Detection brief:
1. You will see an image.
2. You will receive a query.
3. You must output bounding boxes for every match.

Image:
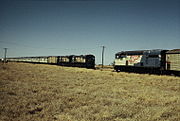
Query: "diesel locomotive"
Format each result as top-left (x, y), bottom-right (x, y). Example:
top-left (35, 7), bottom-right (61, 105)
top-left (114, 49), bottom-right (180, 76)
top-left (6, 54), bottom-right (95, 69)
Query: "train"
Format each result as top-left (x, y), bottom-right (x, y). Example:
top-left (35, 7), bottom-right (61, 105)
top-left (6, 54), bottom-right (95, 69)
top-left (3, 49), bottom-right (180, 76)
top-left (114, 49), bottom-right (180, 76)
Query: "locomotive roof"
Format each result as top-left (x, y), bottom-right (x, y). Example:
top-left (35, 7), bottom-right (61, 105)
top-left (166, 49), bottom-right (180, 54)
top-left (116, 50), bottom-right (145, 55)
top-left (116, 49), bottom-right (165, 55)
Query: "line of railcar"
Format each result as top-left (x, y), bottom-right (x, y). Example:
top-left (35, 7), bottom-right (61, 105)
top-left (6, 55), bottom-right (95, 69)
top-left (114, 49), bottom-right (180, 76)
top-left (4, 49), bottom-right (180, 76)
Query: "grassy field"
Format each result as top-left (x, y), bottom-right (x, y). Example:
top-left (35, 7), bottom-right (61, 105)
top-left (0, 62), bottom-right (180, 121)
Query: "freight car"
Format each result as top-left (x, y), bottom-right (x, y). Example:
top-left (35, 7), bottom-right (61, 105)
top-left (7, 56), bottom-right (49, 64)
top-left (166, 49), bottom-right (180, 76)
top-left (114, 49), bottom-right (180, 76)
top-left (58, 55), bottom-right (95, 69)
top-left (7, 55), bottom-right (95, 69)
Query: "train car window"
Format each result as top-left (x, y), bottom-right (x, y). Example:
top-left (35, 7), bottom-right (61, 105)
top-left (115, 55), bottom-right (119, 59)
top-left (120, 55), bottom-right (127, 58)
top-left (148, 55), bottom-right (159, 58)
top-left (116, 55), bottom-right (126, 59)
top-left (72, 57), bottom-right (75, 62)
top-left (145, 57), bottom-right (148, 64)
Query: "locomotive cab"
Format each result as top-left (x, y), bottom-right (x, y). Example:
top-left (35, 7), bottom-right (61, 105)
top-left (85, 55), bottom-right (95, 69)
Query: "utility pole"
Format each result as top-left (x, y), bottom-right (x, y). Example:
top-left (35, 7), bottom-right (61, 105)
top-left (4, 48), bottom-right (7, 63)
top-left (101, 46), bottom-right (105, 68)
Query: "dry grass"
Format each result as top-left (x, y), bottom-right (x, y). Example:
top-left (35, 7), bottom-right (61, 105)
top-left (0, 62), bottom-right (180, 121)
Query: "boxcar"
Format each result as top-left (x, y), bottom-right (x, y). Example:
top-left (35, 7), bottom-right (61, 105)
top-left (48, 56), bottom-right (58, 64)
top-left (6, 54), bottom-right (95, 69)
top-left (71, 55), bottom-right (95, 69)
top-left (58, 56), bottom-right (71, 66)
top-left (166, 49), bottom-right (180, 76)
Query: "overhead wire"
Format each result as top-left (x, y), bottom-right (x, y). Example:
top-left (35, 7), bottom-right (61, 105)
top-left (0, 40), bottom-right (99, 50)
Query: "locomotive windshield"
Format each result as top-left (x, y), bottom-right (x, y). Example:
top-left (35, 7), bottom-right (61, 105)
top-left (115, 54), bottom-right (126, 59)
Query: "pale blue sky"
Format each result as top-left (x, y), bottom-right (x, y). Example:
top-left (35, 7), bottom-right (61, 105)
top-left (0, 0), bottom-right (180, 65)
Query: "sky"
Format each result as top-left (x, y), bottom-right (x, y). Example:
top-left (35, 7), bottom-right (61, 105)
top-left (0, 0), bottom-right (180, 65)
